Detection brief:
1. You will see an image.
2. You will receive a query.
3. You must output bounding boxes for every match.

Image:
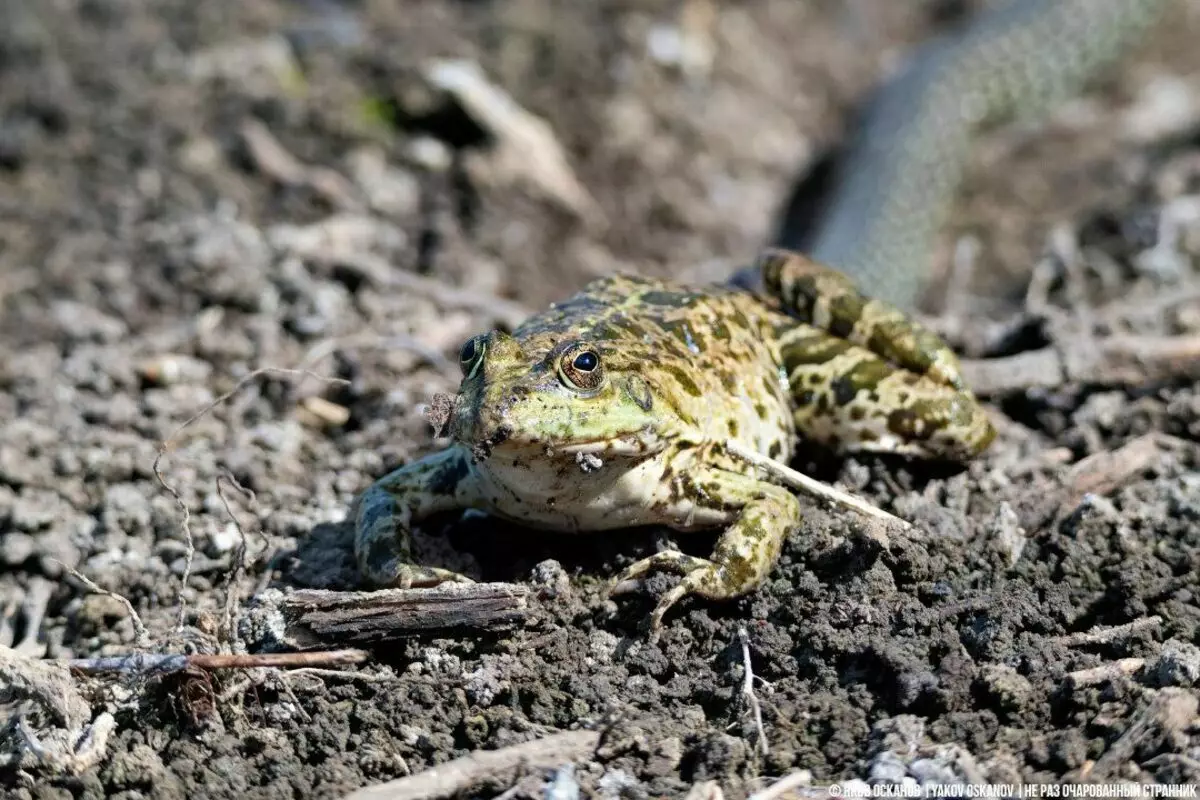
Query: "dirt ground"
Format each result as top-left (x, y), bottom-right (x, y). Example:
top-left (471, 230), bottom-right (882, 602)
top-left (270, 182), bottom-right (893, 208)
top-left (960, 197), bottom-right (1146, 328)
top-left (3, 1), bottom-right (1200, 798)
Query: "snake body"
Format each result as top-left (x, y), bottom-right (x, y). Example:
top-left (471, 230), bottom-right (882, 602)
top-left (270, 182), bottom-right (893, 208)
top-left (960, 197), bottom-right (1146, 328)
top-left (797, 0), bottom-right (1172, 308)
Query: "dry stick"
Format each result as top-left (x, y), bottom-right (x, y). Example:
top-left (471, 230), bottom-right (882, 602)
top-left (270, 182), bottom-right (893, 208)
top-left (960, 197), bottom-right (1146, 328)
top-left (748, 770), bottom-right (818, 800)
top-left (63, 648), bottom-right (370, 675)
top-left (342, 729), bottom-right (601, 800)
top-left (737, 627), bottom-right (769, 757)
top-left (1089, 688), bottom-right (1199, 780)
top-left (152, 366), bottom-right (350, 631)
top-left (725, 440), bottom-right (910, 530)
top-left (1055, 616), bottom-right (1163, 648)
top-left (1065, 658), bottom-right (1146, 689)
top-left (960, 333), bottom-right (1200, 397)
top-left (55, 561), bottom-right (150, 647)
top-left (1053, 434), bottom-right (1192, 526)
top-left (251, 584), bottom-right (533, 648)
top-left (215, 473), bottom-right (258, 644)
top-left (240, 118), bottom-right (363, 211)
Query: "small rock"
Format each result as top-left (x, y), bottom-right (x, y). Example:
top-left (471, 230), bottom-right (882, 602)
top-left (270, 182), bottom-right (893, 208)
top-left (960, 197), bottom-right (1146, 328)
top-left (1154, 639), bottom-right (1200, 687)
top-left (529, 559), bottom-right (571, 598)
top-left (50, 301), bottom-right (128, 343)
top-left (980, 663), bottom-right (1033, 710)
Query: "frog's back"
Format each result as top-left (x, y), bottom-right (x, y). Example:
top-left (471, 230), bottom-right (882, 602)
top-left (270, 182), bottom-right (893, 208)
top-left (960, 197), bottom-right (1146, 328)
top-left (514, 274), bottom-right (797, 462)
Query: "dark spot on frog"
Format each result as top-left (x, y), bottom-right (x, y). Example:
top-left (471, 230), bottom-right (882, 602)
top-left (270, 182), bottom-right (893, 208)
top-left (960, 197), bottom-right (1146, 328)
top-left (623, 375), bottom-right (653, 411)
top-left (754, 402), bottom-right (768, 420)
top-left (662, 364), bottom-right (701, 397)
top-left (727, 420), bottom-right (739, 437)
top-left (471, 425), bottom-right (512, 460)
top-left (430, 453), bottom-right (471, 495)
top-left (887, 408), bottom-right (928, 440)
top-left (366, 536), bottom-right (404, 578)
top-left (831, 375), bottom-right (859, 407)
top-left (795, 390), bottom-right (816, 407)
top-left (828, 292), bottom-right (865, 338)
top-left (785, 275), bottom-right (819, 317)
top-left (768, 440), bottom-right (782, 459)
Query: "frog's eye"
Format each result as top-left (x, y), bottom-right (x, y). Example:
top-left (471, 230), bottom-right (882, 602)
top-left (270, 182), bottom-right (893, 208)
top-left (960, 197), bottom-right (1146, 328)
top-left (459, 335), bottom-right (486, 378)
top-left (558, 344), bottom-right (604, 392)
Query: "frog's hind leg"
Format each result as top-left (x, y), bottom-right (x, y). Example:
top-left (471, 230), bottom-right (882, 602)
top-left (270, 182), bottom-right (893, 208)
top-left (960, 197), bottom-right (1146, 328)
top-left (777, 323), bottom-right (994, 460)
top-left (610, 470), bottom-right (802, 641)
top-left (760, 247), bottom-right (968, 389)
top-left (758, 247), bottom-right (995, 460)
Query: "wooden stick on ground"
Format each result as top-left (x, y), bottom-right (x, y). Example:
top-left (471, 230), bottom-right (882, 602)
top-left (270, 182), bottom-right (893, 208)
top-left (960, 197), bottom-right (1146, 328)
top-left (342, 729), bottom-right (600, 800)
top-left (725, 440), bottom-right (910, 530)
top-left (1055, 616), bottom-right (1162, 648)
top-left (244, 583), bottom-right (533, 649)
top-left (64, 648), bottom-right (370, 675)
top-left (960, 333), bottom-right (1200, 397)
top-left (1065, 658), bottom-right (1145, 689)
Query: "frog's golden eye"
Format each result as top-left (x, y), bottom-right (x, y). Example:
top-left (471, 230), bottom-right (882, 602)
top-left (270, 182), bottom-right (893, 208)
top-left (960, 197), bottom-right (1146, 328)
top-left (558, 344), bottom-right (604, 392)
top-left (459, 335), bottom-right (486, 378)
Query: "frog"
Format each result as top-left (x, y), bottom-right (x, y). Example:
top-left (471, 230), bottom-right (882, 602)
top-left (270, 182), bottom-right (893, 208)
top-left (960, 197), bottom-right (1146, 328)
top-left (352, 248), bottom-right (996, 639)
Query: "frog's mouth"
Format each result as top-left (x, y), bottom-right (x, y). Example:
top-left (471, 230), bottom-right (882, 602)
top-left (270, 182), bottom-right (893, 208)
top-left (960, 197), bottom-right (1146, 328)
top-left (552, 428), bottom-right (663, 458)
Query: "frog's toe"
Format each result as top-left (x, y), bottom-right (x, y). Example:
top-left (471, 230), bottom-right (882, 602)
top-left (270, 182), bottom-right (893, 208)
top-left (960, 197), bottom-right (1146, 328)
top-left (362, 558), bottom-right (474, 589)
top-left (644, 564), bottom-right (733, 641)
top-left (607, 551), bottom-right (709, 597)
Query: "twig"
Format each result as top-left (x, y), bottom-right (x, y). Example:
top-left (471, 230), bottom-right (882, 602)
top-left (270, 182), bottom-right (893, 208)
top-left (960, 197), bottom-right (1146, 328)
top-left (242, 584), bottom-right (533, 649)
top-left (241, 118), bottom-right (363, 210)
top-left (424, 59), bottom-right (605, 230)
top-left (1055, 616), bottom-right (1162, 648)
top-left (216, 473), bottom-right (258, 644)
top-left (56, 562), bottom-right (149, 647)
top-left (342, 729), bottom-right (601, 800)
top-left (1053, 434), bottom-right (1188, 524)
top-left (1065, 658), bottom-right (1146, 688)
top-left (960, 333), bottom-right (1200, 396)
top-left (1089, 688), bottom-right (1199, 780)
top-left (748, 770), bottom-right (817, 800)
top-left (737, 627), bottom-right (769, 757)
top-left (63, 648), bottom-right (370, 675)
top-left (725, 440), bottom-right (910, 530)
top-left (152, 366), bottom-right (350, 630)
top-left (289, 668), bottom-right (394, 682)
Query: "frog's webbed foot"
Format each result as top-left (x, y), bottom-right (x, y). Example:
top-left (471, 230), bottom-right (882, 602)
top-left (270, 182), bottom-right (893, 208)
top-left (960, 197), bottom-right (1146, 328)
top-left (609, 476), bottom-right (802, 642)
top-left (354, 446), bottom-right (481, 588)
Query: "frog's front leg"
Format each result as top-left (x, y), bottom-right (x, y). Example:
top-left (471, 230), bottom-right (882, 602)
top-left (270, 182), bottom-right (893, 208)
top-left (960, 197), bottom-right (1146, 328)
top-left (354, 445), bottom-right (484, 588)
top-left (610, 469), bottom-right (802, 640)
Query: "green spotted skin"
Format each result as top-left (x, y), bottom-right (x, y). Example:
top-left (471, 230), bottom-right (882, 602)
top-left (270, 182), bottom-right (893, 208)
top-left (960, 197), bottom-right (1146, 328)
top-left (353, 248), bottom-right (994, 637)
top-left (353, 0), bottom-right (1169, 637)
top-left (804, 0), bottom-right (1171, 309)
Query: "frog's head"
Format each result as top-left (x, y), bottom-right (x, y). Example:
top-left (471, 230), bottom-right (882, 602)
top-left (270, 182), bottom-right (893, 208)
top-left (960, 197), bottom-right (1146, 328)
top-left (445, 330), bottom-right (669, 461)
